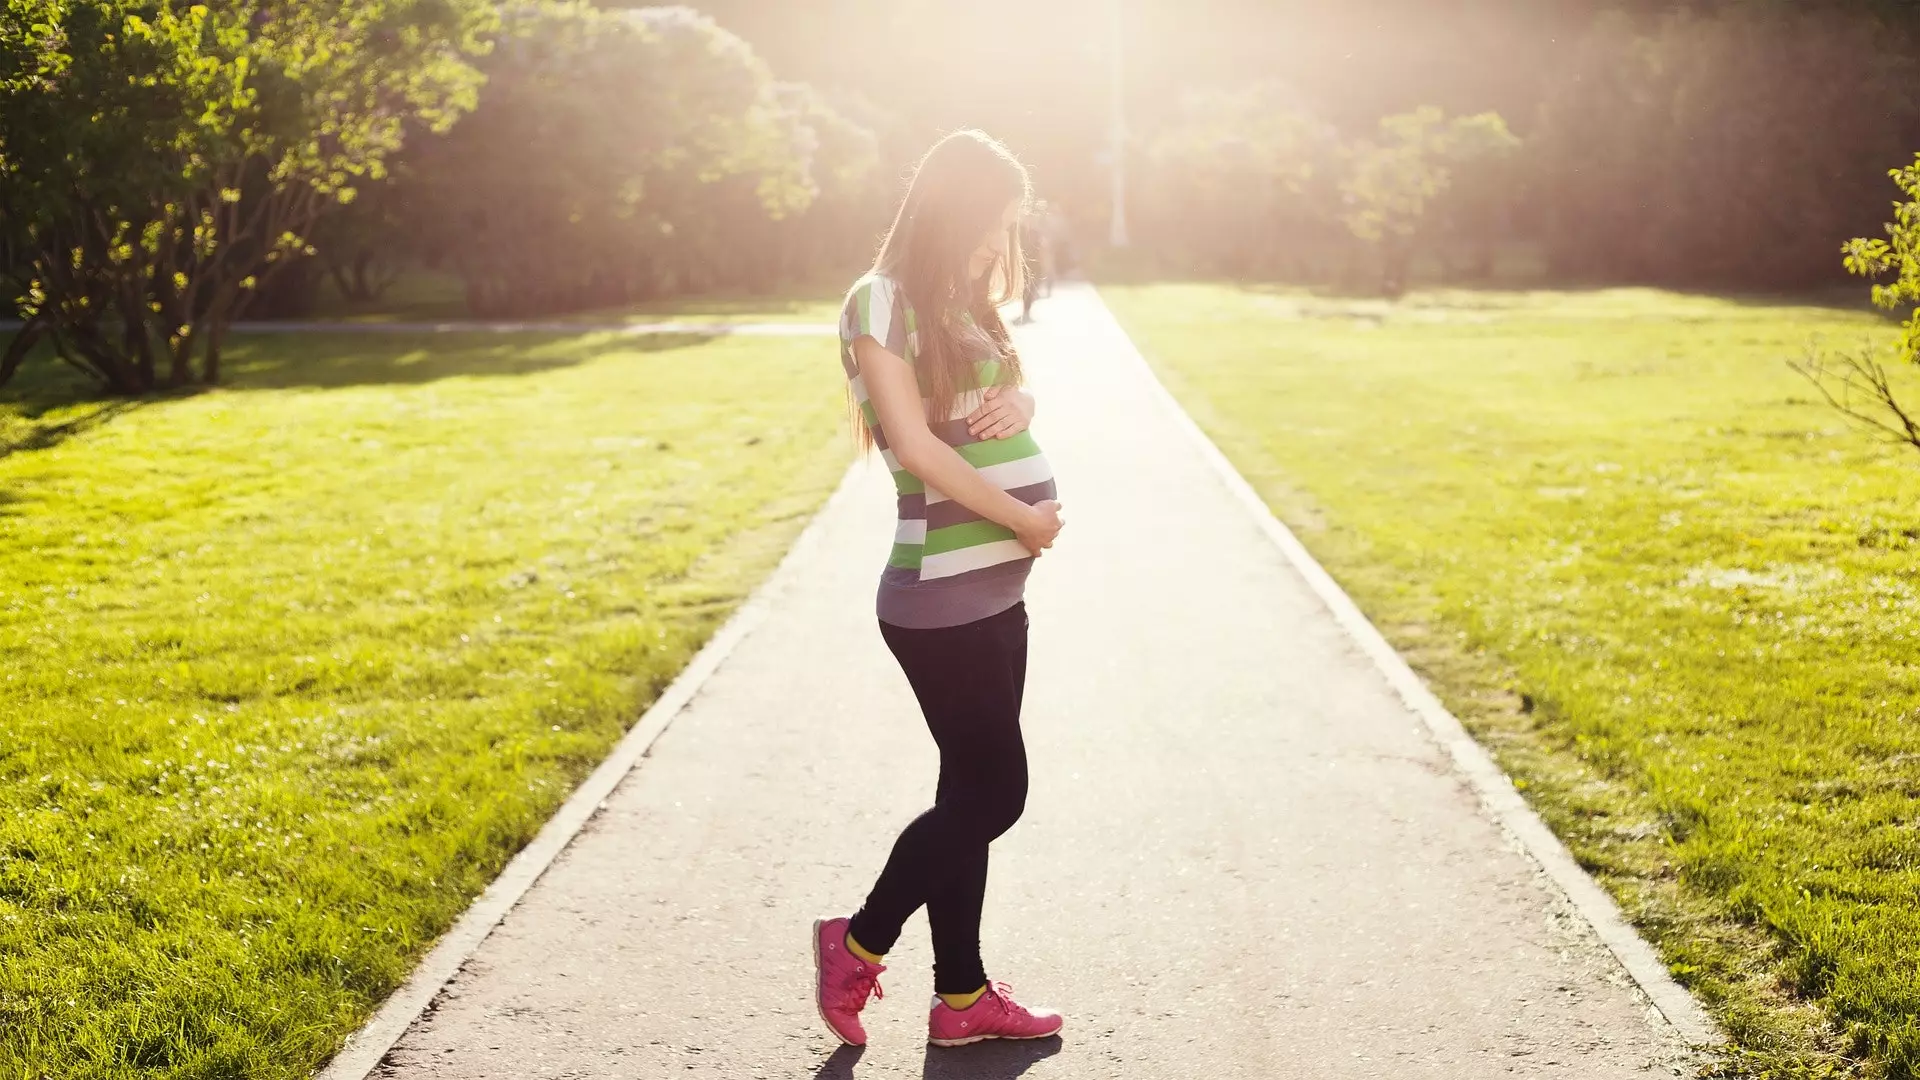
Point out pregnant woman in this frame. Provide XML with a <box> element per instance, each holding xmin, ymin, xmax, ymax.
<box><xmin>812</xmin><ymin>129</ymin><xmax>1068</xmax><ymax>1050</ymax></box>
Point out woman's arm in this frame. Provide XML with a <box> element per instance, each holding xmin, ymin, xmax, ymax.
<box><xmin>854</xmin><ymin>337</ymin><xmax>1063</xmax><ymax>555</ymax></box>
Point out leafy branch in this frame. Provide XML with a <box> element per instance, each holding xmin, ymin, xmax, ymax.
<box><xmin>0</xmin><ymin>0</ymin><xmax>494</xmax><ymax>393</ymax></box>
<box><xmin>1803</xmin><ymin>152</ymin><xmax>1920</xmax><ymax>457</ymax></box>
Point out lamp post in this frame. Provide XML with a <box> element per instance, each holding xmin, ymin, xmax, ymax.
<box><xmin>1108</xmin><ymin>0</ymin><xmax>1130</xmax><ymax>248</ymax></box>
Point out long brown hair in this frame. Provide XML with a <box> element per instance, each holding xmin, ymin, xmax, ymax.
<box><xmin>869</xmin><ymin>130</ymin><xmax>1031</xmax><ymax>433</ymax></box>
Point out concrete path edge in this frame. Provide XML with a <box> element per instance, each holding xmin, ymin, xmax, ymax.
<box><xmin>312</xmin><ymin>463</ymin><xmax>864</xmax><ymax>1080</ymax></box>
<box><xmin>1085</xmin><ymin>287</ymin><xmax>1722</xmax><ymax>1048</ymax></box>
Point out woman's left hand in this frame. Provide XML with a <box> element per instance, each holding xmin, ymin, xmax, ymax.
<box><xmin>967</xmin><ymin>386</ymin><xmax>1035</xmax><ymax>440</ymax></box>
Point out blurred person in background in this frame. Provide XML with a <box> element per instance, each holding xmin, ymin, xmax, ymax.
<box><xmin>1017</xmin><ymin>200</ymin><xmax>1055</xmax><ymax>323</ymax></box>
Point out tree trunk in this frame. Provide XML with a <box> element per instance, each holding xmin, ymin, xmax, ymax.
<box><xmin>0</xmin><ymin>321</ymin><xmax>45</xmax><ymax>388</ymax></box>
<box><xmin>331</xmin><ymin>252</ymin><xmax>378</xmax><ymax>302</ymax></box>
<box><xmin>58</xmin><ymin>325</ymin><xmax>147</xmax><ymax>394</ymax></box>
<box><xmin>120</xmin><ymin>289</ymin><xmax>157</xmax><ymax>390</ymax></box>
<box><xmin>370</xmin><ymin>257</ymin><xmax>404</xmax><ymax>301</ymax></box>
<box><xmin>195</xmin><ymin>265</ymin><xmax>249</xmax><ymax>385</ymax></box>
<box><xmin>464</xmin><ymin>272</ymin><xmax>490</xmax><ymax>319</ymax></box>
<box><xmin>1457</xmin><ymin>234</ymin><xmax>1496</xmax><ymax>283</ymax></box>
<box><xmin>328</xmin><ymin>258</ymin><xmax>356</xmax><ymax>302</ymax></box>
<box><xmin>200</xmin><ymin>283</ymin><xmax>243</xmax><ymax>386</ymax></box>
<box><xmin>203</xmin><ymin>321</ymin><xmax>226</xmax><ymax>385</ymax></box>
<box><xmin>1380</xmin><ymin>237</ymin><xmax>1412</xmax><ymax>298</ymax></box>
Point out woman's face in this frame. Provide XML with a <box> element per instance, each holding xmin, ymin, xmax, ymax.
<box><xmin>969</xmin><ymin>199</ymin><xmax>1023</xmax><ymax>281</ymax></box>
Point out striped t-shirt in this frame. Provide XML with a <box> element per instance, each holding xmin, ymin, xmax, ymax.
<box><xmin>838</xmin><ymin>271</ymin><xmax>1058</xmax><ymax>629</ymax></box>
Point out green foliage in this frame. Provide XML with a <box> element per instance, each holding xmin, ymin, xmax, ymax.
<box><xmin>1130</xmin><ymin>3</ymin><xmax>1912</xmax><ymax>293</ymax></box>
<box><xmin>1786</xmin><ymin>153</ymin><xmax>1920</xmax><ymax>457</ymax></box>
<box><xmin>396</xmin><ymin>4</ymin><xmax>880</xmax><ymax>318</ymax></box>
<box><xmin>754</xmin><ymin>80</ymin><xmax>886</xmax><ymax>287</ymax></box>
<box><xmin>0</xmin><ymin>0</ymin><xmax>494</xmax><ymax>392</ymax></box>
<box><xmin>1137</xmin><ymin>95</ymin><xmax>1516</xmax><ymax>294</ymax></box>
<box><xmin>691</xmin><ymin>0</ymin><xmax>1920</xmax><ymax>290</ymax></box>
<box><xmin>1138</xmin><ymin>82</ymin><xmax>1343</xmax><ymax>278</ymax></box>
<box><xmin>0</xmin><ymin>0</ymin><xmax>68</xmax><ymax>94</ymax></box>
<box><xmin>307</xmin><ymin>165</ymin><xmax>420</xmax><ymax>307</ymax></box>
<box><xmin>1844</xmin><ymin>154</ymin><xmax>1920</xmax><ymax>365</ymax></box>
<box><xmin>206</xmin><ymin>0</ymin><xmax>1920</xmax><ymax>299</ymax></box>
<box><xmin>1532</xmin><ymin>6</ymin><xmax>1920</xmax><ymax>288</ymax></box>
<box><xmin>1339</xmin><ymin>107</ymin><xmax>1519</xmax><ymax>294</ymax></box>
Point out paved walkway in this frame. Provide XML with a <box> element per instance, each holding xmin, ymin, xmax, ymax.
<box><xmin>370</xmin><ymin>284</ymin><xmax>1696</xmax><ymax>1078</ymax></box>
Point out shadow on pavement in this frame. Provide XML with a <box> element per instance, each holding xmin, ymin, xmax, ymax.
<box><xmin>813</xmin><ymin>1044</ymin><xmax>864</xmax><ymax>1079</ymax></box>
<box><xmin>921</xmin><ymin>1037</ymin><xmax>1062</xmax><ymax>1079</ymax></box>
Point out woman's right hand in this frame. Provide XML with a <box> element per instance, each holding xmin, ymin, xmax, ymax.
<box><xmin>1014</xmin><ymin>500</ymin><xmax>1065</xmax><ymax>556</ymax></box>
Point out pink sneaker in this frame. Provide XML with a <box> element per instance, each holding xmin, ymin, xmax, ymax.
<box><xmin>812</xmin><ymin>917</ymin><xmax>885</xmax><ymax>1045</ymax></box>
<box><xmin>927</xmin><ymin>981</ymin><xmax>1064</xmax><ymax>1047</ymax></box>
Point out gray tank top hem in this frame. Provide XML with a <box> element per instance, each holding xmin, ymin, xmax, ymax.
<box><xmin>876</xmin><ymin>561</ymin><xmax>1032</xmax><ymax>630</ymax></box>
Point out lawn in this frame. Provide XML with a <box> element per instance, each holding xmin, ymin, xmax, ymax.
<box><xmin>1101</xmin><ymin>283</ymin><xmax>1920</xmax><ymax>1080</ymax></box>
<box><xmin>296</xmin><ymin>268</ymin><xmax>846</xmax><ymax>326</ymax></box>
<box><xmin>0</xmin><ymin>326</ymin><xmax>847</xmax><ymax>1077</ymax></box>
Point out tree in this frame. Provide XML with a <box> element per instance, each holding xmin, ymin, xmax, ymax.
<box><xmin>1138</xmin><ymin>82</ymin><xmax>1344</xmax><ymax>278</ymax></box>
<box><xmin>311</xmin><ymin>171</ymin><xmax>418</xmax><ymax>306</ymax></box>
<box><xmin>1530</xmin><ymin>6</ymin><xmax>1920</xmax><ymax>288</ymax></box>
<box><xmin>757</xmin><ymin>81</ymin><xmax>887</xmax><ymax>286</ymax></box>
<box><xmin>1339</xmin><ymin>107</ymin><xmax>1519</xmax><ymax>295</ymax></box>
<box><xmin>405</xmin><ymin>4</ymin><xmax>865</xmax><ymax>318</ymax></box>
<box><xmin>1793</xmin><ymin>153</ymin><xmax>1920</xmax><ymax>456</ymax></box>
<box><xmin>0</xmin><ymin>0</ymin><xmax>493</xmax><ymax>392</ymax></box>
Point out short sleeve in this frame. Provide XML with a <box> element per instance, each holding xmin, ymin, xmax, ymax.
<box><xmin>840</xmin><ymin>275</ymin><xmax>912</xmax><ymax>363</ymax></box>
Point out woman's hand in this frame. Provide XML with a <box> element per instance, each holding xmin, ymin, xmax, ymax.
<box><xmin>967</xmin><ymin>386</ymin><xmax>1035</xmax><ymax>440</ymax></box>
<box><xmin>1014</xmin><ymin>500</ymin><xmax>1065</xmax><ymax>557</ymax></box>
<box><xmin>857</xmin><ymin>337</ymin><xmax>1047</xmax><ymax>546</ymax></box>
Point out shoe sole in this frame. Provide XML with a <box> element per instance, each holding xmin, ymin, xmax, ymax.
<box><xmin>929</xmin><ymin>1022</ymin><xmax>1064</xmax><ymax>1048</ymax></box>
<box><xmin>811</xmin><ymin>917</ymin><xmax>862</xmax><ymax>1047</ymax></box>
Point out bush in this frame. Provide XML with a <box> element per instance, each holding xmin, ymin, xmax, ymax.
<box><xmin>1339</xmin><ymin>108</ymin><xmax>1519</xmax><ymax>295</ymax></box>
<box><xmin>396</xmin><ymin>4</ymin><xmax>881</xmax><ymax>318</ymax></box>
<box><xmin>1530</xmin><ymin>6</ymin><xmax>1920</xmax><ymax>289</ymax></box>
<box><xmin>0</xmin><ymin>0</ymin><xmax>493</xmax><ymax>390</ymax></box>
<box><xmin>1136</xmin><ymin>82</ymin><xmax>1344</xmax><ymax>280</ymax></box>
<box><xmin>1135</xmin><ymin>89</ymin><xmax>1516</xmax><ymax>293</ymax></box>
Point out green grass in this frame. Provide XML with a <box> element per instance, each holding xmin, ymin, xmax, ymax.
<box><xmin>1101</xmin><ymin>282</ymin><xmax>1920</xmax><ymax>1080</ymax></box>
<box><xmin>0</xmin><ymin>327</ymin><xmax>847</xmax><ymax>1077</ymax></box>
<box><xmin>300</xmin><ymin>267</ymin><xmax>844</xmax><ymax>325</ymax></box>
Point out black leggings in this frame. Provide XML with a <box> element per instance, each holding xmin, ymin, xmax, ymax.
<box><xmin>848</xmin><ymin>602</ymin><xmax>1030</xmax><ymax>994</ymax></box>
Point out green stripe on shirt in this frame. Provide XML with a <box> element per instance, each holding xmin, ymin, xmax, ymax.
<box><xmin>891</xmin><ymin>468</ymin><xmax>925</xmax><ymax>496</ymax></box>
<box><xmin>839</xmin><ymin>270</ymin><xmax>1055</xmax><ymax>597</ymax></box>
<box><xmin>955</xmin><ymin>431</ymin><xmax>1043</xmax><ymax>470</ymax></box>
<box><xmin>923</xmin><ymin>519</ymin><xmax>1018</xmax><ymax>556</ymax></box>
